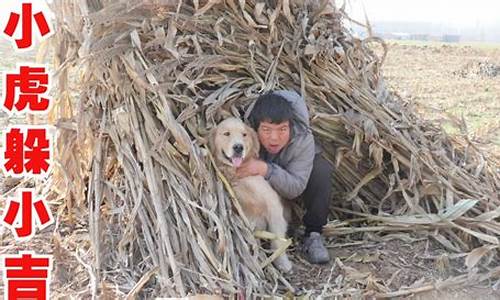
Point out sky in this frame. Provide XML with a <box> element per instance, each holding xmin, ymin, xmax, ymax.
<box><xmin>342</xmin><ymin>0</ymin><xmax>500</xmax><ymax>28</ymax></box>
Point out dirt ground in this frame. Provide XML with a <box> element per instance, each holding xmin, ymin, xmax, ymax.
<box><xmin>381</xmin><ymin>41</ymin><xmax>500</xmax><ymax>156</ymax></box>
<box><xmin>281</xmin><ymin>229</ymin><xmax>500</xmax><ymax>298</ymax></box>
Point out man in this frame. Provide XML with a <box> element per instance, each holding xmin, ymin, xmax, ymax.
<box><xmin>236</xmin><ymin>90</ymin><xmax>333</xmax><ymax>264</ymax></box>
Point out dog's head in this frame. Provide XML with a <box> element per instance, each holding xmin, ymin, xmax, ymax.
<box><xmin>208</xmin><ymin>117</ymin><xmax>260</xmax><ymax>168</ymax></box>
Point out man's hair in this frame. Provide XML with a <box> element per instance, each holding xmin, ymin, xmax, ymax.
<box><xmin>248</xmin><ymin>93</ymin><xmax>294</xmax><ymax>130</ymax></box>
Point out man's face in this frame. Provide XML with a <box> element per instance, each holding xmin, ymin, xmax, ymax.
<box><xmin>257</xmin><ymin>120</ymin><xmax>291</xmax><ymax>154</ymax></box>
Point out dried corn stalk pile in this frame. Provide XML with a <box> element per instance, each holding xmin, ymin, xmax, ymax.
<box><xmin>45</xmin><ymin>0</ymin><xmax>500</xmax><ymax>297</ymax></box>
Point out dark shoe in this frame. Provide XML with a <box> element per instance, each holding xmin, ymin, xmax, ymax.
<box><xmin>302</xmin><ymin>232</ymin><xmax>330</xmax><ymax>264</ymax></box>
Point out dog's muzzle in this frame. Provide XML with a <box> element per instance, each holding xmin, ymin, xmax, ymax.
<box><xmin>222</xmin><ymin>144</ymin><xmax>244</xmax><ymax>167</ymax></box>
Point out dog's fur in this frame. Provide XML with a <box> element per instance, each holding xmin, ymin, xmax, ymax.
<box><xmin>209</xmin><ymin>117</ymin><xmax>292</xmax><ymax>272</ymax></box>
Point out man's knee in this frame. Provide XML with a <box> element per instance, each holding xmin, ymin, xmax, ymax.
<box><xmin>310</xmin><ymin>155</ymin><xmax>334</xmax><ymax>184</ymax></box>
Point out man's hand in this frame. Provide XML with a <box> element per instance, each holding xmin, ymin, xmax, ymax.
<box><xmin>236</xmin><ymin>158</ymin><xmax>268</xmax><ymax>178</ymax></box>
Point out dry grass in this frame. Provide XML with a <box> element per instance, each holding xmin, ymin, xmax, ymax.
<box><xmin>0</xmin><ymin>0</ymin><xmax>499</xmax><ymax>298</ymax></box>
<box><xmin>382</xmin><ymin>42</ymin><xmax>500</xmax><ymax>155</ymax></box>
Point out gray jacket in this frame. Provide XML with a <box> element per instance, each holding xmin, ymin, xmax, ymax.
<box><xmin>256</xmin><ymin>90</ymin><xmax>319</xmax><ymax>200</ymax></box>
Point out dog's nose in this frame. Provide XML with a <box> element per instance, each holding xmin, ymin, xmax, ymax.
<box><xmin>233</xmin><ymin>144</ymin><xmax>243</xmax><ymax>154</ymax></box>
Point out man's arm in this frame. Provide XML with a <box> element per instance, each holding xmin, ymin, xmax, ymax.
<box><xmin>264</xmin><ymin>133</ymin><xmax>315</xmax><ymax>199</ymax></box>
<box><xmin>236</xmin><ymin>158</ymin><xmax>268</xmax><ymax>178</ymax></box>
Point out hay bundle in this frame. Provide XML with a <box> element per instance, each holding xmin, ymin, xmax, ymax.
<box><xmin>454</xmin><ymin>59</ymin><xmax>500</xmax><ymax>78</ymax></box>
<box><xmin>46</xmin><ymin>0</ymin><xmax>499</xmax><ymax>297</ymax></box>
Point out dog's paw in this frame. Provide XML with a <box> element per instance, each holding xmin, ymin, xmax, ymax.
<box><xmin>275</xmin><ymin>256</ymin><xmax>293</xmax><ymax>274</ymax></box>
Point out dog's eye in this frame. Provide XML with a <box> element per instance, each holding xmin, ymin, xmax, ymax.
<box><xmin>223</xmin><ymin>132</ymin><xmax>230</xmax><ymax>136</ymax></box>
<box><xmin>243</xmin><ymin>133</ymin><xmax>247</xmax><ymax>137</ymax></box>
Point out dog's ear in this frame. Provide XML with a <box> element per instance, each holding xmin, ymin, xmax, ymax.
<box><xmin>207</xmin><ymin>125</ymin><xmax>217</xmax><ymax>154</ymax></box>
<box><xmin>247</xmin><ymin>125</ymin><xmax>260</xmax><ymax>158</ymax></box>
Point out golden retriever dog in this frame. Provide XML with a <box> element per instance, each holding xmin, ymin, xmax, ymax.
<box><xmin>209</xmin><ymin>117</ymin><xmax>292</xmax><ymax>273</ymax></box>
